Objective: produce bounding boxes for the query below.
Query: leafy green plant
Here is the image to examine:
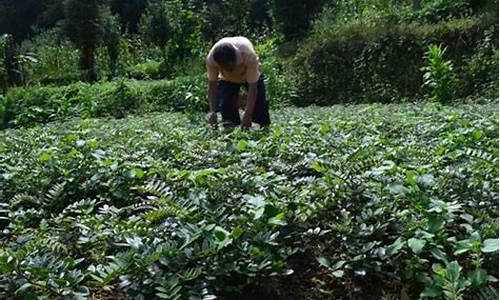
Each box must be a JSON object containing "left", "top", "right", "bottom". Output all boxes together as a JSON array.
[
  {"left": 0, "top": 34, "right": 7, "bottom": 93},
  {"left": 422, "top": 44, "right": 458, "bottom": 103},
  {"left": 0, "top": 102, "right": 497, "bottom": 299}
]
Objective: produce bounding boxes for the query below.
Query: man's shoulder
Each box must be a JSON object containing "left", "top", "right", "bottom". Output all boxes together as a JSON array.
[{"left": 233, "top": 36, "right": 253, "bottom": 47}]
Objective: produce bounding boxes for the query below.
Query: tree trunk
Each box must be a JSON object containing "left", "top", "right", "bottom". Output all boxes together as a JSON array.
[
  {"left": 80, "top": 46, "right": 97, "bottom": 82},
  {"left": 4, "top": 34, "right": 23, "bottom": 87}
]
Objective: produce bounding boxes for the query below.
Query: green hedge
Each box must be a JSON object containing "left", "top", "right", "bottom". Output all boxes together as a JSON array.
[
  {"left": 291, "top": 15, "right": 498, "bottom": 105},
  {"left": 0, "top": 75, "right": 208, "bottom": 129}
]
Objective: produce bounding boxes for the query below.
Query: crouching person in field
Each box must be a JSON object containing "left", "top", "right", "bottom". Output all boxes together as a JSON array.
[{"left": 206, "top": 36, "right": 271, "bottom": 130}]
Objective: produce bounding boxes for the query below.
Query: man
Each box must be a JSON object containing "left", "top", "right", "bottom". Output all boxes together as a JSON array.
[{"left": 206, "top": 36, "right": 271, "bottom": 130}]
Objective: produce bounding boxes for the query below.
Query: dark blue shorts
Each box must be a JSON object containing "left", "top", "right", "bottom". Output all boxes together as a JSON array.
[{"left": 218, "top": 74, "right": 271, "bottom": 126}]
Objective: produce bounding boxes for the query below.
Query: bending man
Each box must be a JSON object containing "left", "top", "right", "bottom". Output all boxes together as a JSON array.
[{"left": 206, "top": 36, "right": 271, "bottom": 130}]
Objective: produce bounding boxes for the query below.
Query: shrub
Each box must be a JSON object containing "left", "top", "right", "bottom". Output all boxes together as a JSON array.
[
  {"left": 421, "top": 44, "right": 458, "bottom": 103},
  {"left": 0, "top": 35, "right": 6, "bottom": 93},
  {"left": 126, "top": 60, "right": 163, "bottom": 80},
  {"left": 19, "top": 29, "right": 82, "bottom": 85},
  {"left": 291, "top": 16, "right": 498, "bottom": 105},
  {"left": 459, "top": 24, "right": 499, "bottom": 98},
  {"left": 139, "top": 0, "right": 205, "bottom": 74},
  {"left": 0, "top": 75, "right": 207, "bottom": 128},
  {"left": 255, "top": 38, "right": 298, "bottom": 107}
]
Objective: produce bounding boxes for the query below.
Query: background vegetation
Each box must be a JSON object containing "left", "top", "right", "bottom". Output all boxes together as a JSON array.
[
  {"left": 0, "top": 0, "right": 497, "bottom": 128},
  {"left": 0, "top": 0, "right": 498, "bottom": 299}
]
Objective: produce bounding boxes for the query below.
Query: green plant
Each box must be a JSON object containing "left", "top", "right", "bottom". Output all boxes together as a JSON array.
[
  {"left": 422, "top": 44, "right": 458, "bottom": 103},
  {"left": 460, "top": 25, "right": 499, "bottom": 99},
  {"left": 62, "top": 0, "right": 105, "bottom": 81},
  {"left": 0, "top": 34, "right": 6, "bottom": 93},
  {"left": 139, "top": 0, "right": 205, "bottom": 75},
  {"left": 1, "top": 102, "right": 497, "bottom": 299},
  {"left": 292, "top": 16, "right": 495, "bottom": 105},
  {"left": 19, "top": 29, "right": 83, "bottom": 85},
  {"left": 126, "top": 60, "right": 163, "bottom": 80}
]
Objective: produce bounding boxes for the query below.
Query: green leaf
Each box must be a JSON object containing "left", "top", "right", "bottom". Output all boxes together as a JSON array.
[
  {"left": 231, "top": 226, "right": 243, "bottom": 239},
  {"left": 408, "top": 238, "right": 426, "bottom": 254},
  {"left": 387, "top": 184, "right": 409, "bottom": 195},
  {"left": 16, "top": 282, "right": 33, "bottom": 294},
  {"left": 445, "top": 261, "right": 461, "bottom": 282},
  {"left": 482, "top": 239, "right": 499, "bottom": 253},
  {"left": 237, "top": 140, "right": 247, "bottom": 151},
  {"left": 316, "top": 256, "right": 331, "bottom": 268},
  {"left": 332, "top": 260, "right": 346, "bottom": 270},
  {"left": 332, "top": 270, "right": 344, "bottom": 278},
  {"left": 472, "top": 130, "right": 482, "bottom": 140},
  {"left": 468, "top": 268, "right": 488, "bottom": 288},
  {"left": 430, "top": 248, "right": 448, "bottom": 263},
  {"left": 268, "top": 213, "right": 287, "bottom": 226},
  {"left": 420, "top": 287, "right": 441, "bottom": 298},
  {"left": 213, "top": 226, "right": 230, "bottom": 242},
  {"left": 38, "top": 152, "right": 52, "bottom": 162},
  {"left": 427, "top": 216, "right": 445, "bottom": 233},
  {"left": 213, "top": 226, "right": 232, "bottom": 248},
  {"left": 406, "top": 171, "right": 417, "bottom": 186},
  {"left": 385, "top": 237, "right": 405, "bottom": 257},
  {"left": 311, "top": 161, "right": 327, "bottom": 173},
  {"left": 134, "top": 168, "right": 145, "bottom": 179},
  {"left": 454, "top": 239, "right": 473, "bottom": 255},
  {"left": 66, "top": 149, "right": 78, "bottom": 158},
  {"left": 415, "top": 174, "right": 436, "bottom": 188}
]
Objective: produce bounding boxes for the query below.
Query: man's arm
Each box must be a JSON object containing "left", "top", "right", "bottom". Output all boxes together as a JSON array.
[
  {"left": 206, "top": 57, "right": 219, "bottom": 128},
  {"left": 208, "top": 80, "right": 218, "bottom": 128},
  {"left": 242, "top": 82, "right": 257, "bottom": 130},
  {"left": 242, "top": 51, "right": 260, "bottom": 130},
  {"left": 208, "top": 80, "right": 218, "bottom": 112}
]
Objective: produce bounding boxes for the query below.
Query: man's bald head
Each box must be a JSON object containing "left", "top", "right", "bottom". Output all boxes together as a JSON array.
[{"left": 213, "top": 42, "right": 237, "bottom": 69}]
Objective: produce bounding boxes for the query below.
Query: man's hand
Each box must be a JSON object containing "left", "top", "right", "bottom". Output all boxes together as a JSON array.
[
  {"left": 242, "top": 82, "right": 257, "bottom": 130},
  {"left": 209, "top": 112, "right": 218, "bottom": 128},
  {"left": 241, "top": 113, "right": 252, "bottom": 130}
]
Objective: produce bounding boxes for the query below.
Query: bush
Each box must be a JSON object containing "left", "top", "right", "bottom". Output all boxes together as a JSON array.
[
  {"left": 0, "top": 35, "right": 6, "bottom": 93},
  {"left": 125, "top": 60, "right": 163, "bottom": 80},
  {"left": 422, "top": 44, "right": 458, "bottom": 103},
  {"left": 255, "top": 38, "right": 298, "bottom": 108},
  {"left": 0, "top": 75, "right": 207, "bottom": 128},
  {"left": 291, "top": 16, "right": 498, "bottom": 105},
  {"left": 460, "top": 24, "right": 499, "bottom": 99},
  {"left": 139, "top": 0, "right": 205, "bottom": 73},
  {"left": 19, "top": 29, "right": 82, "bottom": 85}
]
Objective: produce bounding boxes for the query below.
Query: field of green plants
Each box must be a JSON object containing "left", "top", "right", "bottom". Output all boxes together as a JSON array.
[{"left": 0, "top": 102, "right": 498, "bottom": 299}]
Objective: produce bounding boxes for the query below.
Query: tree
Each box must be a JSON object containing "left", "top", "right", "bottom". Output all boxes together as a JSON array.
[
  {"left": 62, "top": 0, "right": 103, "bottom": 81},
  {"left": 270, "top": 0, "right": 323, "bottom": 40},
  {"left": 248, "top": 0, "right": 272, "bottom": 29},
  {"left": 139, "top": 0, "right": 204, "bottom": 74},
  {"left": 101, "top": 6, "right": 122, "bottom": 78},
  {"left": 0, "top": 0, "right": 44, "bottom": 40},
  {"left": 412, "top": 0, "right": 421, "bottom": 10},
  {"left": 109, "top": 0, "right": 148, "bottom": 34},
  {"left": 202, "top": 0, "right": 251, "bottom": 41},
  {"left": 139, "top": 0, "right": 173, "bottom": 56}
]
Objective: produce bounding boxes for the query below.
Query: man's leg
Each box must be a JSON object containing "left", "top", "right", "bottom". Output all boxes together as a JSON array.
[
  {"left": 218, "top": 80, "right": 241, "bottom": 126},
  {"left": 249, "top": 74, "right": 271, "bottom": 127}
]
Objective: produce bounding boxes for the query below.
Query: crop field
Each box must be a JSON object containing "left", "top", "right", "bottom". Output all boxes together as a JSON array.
[{"left": 0, "top": 102, "right": 498, "bottom": 299}]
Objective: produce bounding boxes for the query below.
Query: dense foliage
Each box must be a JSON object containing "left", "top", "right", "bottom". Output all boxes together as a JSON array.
[
  {"left": 0, "top": 103, "right": 498, "bottom": 299},
  {"left": 292, "top": 15, "right": 498, "bottom": 105},
  {"left": 0, "top": 1, "right": 498, "bottom": 298}
]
